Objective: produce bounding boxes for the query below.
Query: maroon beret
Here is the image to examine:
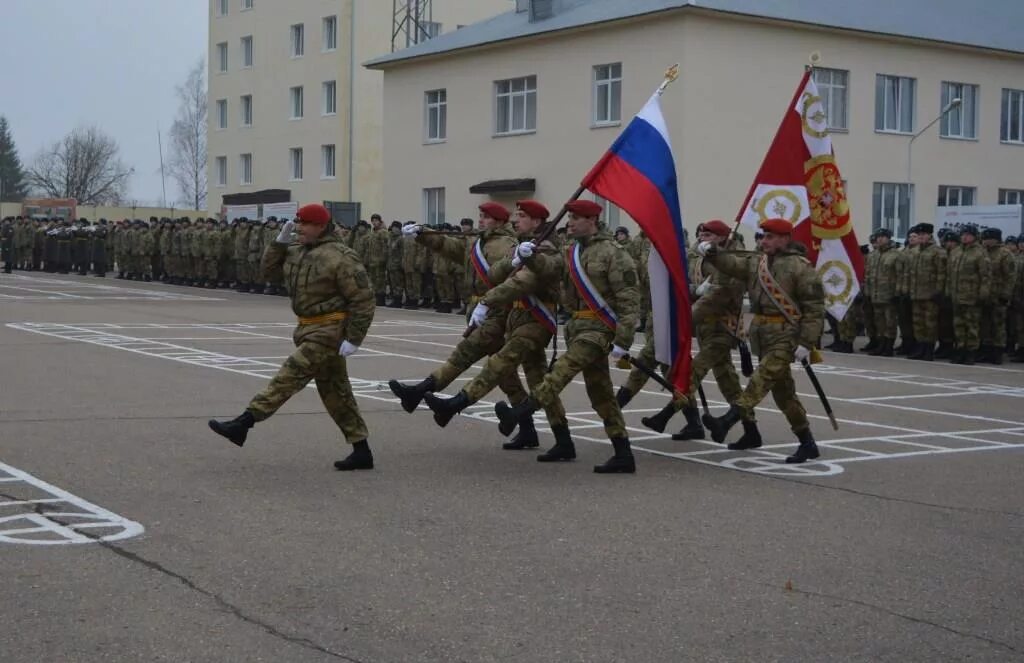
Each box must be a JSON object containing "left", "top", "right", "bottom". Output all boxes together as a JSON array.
[
  {"left": 565, "top": 200, "right": 603, "bottom": 218},
  {"left": 702, "top": 219, "right": 731, "bottom": 237},
  {"left": 760, "top": 218, "right": 793, "bottom": 235},
  {"left": 515, "top": 199, "right": 549, "bottom": 220},
  {"left": 478, "top": 202, "right": 510, "bottom": 222}
]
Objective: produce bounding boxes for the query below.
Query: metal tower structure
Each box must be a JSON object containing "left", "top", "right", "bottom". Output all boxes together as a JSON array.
[{"left": 392, "top": 0, "right": 434, "bottom": 52}]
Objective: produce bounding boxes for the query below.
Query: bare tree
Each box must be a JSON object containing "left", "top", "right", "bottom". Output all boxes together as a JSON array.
[
  {"left": 27, "top": 126, "right": 133, "bottom": 205},
  {"left": 168, "top": 57, "right": 207, "bottom": 210}
]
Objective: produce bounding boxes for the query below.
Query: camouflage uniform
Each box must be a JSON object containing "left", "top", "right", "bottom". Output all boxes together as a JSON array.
[
  {"left": 203, "top": 223, "right": 221, "bottom": 285},
  {"left": 234, "top": 222, "right": 252, "bottom": 289},
  {"left": 366, "top": 226, "right": 390, "bottom": 302},
  {"left": 219, "top": 224, "right": 235, "bottom": 286},
  {"left": 159, "top": 223, "right": 175, "bottom": 281},
  {"left": 135, "top": 224, "right": 154, "bottom": 279},
  {"left": 262, "top": 221, "right": 285, "bottom": 292},
  {"left": 980, "top": 238, "right": 1017, "bottom": 361},
  {"left": 1012, "top": 248, "right": 1024, "bottom": 360},
  {"left": 947, "top": 240, "right": 991, "bottom": 357},
  {"left": 432, "top": 246, "right": 455, "bottom": 310},
  {"left": 247, "top": 222, "right": 264, "bottom": 292},
  {"left": 173, "top": 222, "right": 192, "bottom": 283},
  {"left": 863, "top": 239, "right": 903, "bottom": 354},
  {"left": 905, "top": 236, "right": 947, "bottom": 356},
  {"left": 401, "top": 231, "right": 425, "bottom": 305}
]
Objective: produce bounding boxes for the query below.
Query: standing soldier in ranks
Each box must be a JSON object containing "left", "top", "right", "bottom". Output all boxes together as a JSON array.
[
  {"left": 493, "top": 200, "right": 641, "bottom": 473},
  {"left": 979, "top": 228, "right": 1017, "bottom": 364},
  {"left": 830, "top": 242, "right": 870, "bottom": 353},
  {"left": 401, "top": 221, "right": 425, "bottom": 308},
  {"left": 200, "top": 218, "right": 219, "bottom": 288},
  {"left": 935, "top": 229, "right": 960, "bottom": 358},
  {"left": 389, "top": 203, "right": 528, "bottom": 416},
  {"left": 893, "top": 232, "right": 916, "bottom": 355},
  {"left": 189, "top": 218, "right": 205, "bottom": 286},
  {"left": 160, "top": 219, "right": 175, "bottom": 283},
  {"left": 1011, "top": 236, "right": 1024, "bottom": 361},
  {"left": 431, "top": 227, "right": 456, "bottom": 313},
  {"left": 247, "top": 219, "right": 265, "bottom": 293},
  {"left": 262, "top": 218, "right": 281, "bottom": 294},
  {"left": 454, "top": 218, "right": 476, "bottom": 315},
  {"left": 366, "top": 214, "right": 390, "bottom": 306},
  {"left": 218, "top": 220, "right": 235, "bottom": 288},
  {"left": 13, "top": 217, "right": 28, "bottom": 270},
  {"left": 422, "top": 201, "right": 572, "bottom": 456},
  {"left": 859, "top": 231, "right": 880, "bottom": 352},
  {"left": 92, "top": 220, "right": 109, "bottom": 277},
  {"left": 138, "top": 220, "right": 155, "bottom": 281},
  {"left": 862, "top": 228, "right": 902, "bottom": 357},
  {"left": 33, "top": 219, "right": 45, "bottom": 271},
  {"left": 208, "top": 204, "right": 378, "bottom": 471},
  {"left": 0, "top": 219, "right": 12, "bottom": 273},
  {"left": 386, "top": 221, "right": 404, "bottom": 306},
  {"left": 72, "top": 219, "right": 90, "bottom": 274},
  {"left": 149, "top": 217, "right": 162, "bottom": 280},
  {"left": 56, "top": 219, "right": 74, "bottom": 274},
  {"left": 233, "top": 218, "right": 252, "bottom": 291},
  {"left": 112, "top": 220, "right": 126, "bottom": 278},
  {"left": 44, "top": 220, "right": 59, "bottom": 272},
  {"left": 904, "top": 223, "right": 946, "bottom": 361},
  {"left": 947, "top": 224, "right": 991, "bottom": 365},
  {"left": 171, "top": 219, "right": 189, "bottom": 285},
  {"left": 699, "top": 218, "right": 825, "bottom": 464}
]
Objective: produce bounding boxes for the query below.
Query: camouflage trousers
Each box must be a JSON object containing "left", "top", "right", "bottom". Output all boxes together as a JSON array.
[
  {"left": 236, "top": 259, "right": 251, "bottom": 284},
  {"left": 434, "top": 274, "right": 455, "bottom": 303},
  {"left": 430, "top": 310, "right": 528, "bottom": 403},
  {"left": 1015, "top": 305, "right": 1024, "bottom": 348},
  {"left": 367, "top": 264, "right": 386, "bottom": 296},
  {"left": 911, "top": 300, "right": 939, "bottom": 343},
  {"left": 532, "top": 331, "right": 627, "bottom": 439},
  {"left": 838, "top": 300, "right": 862, "bottom": 343},
  {"left": 248, "top": 340, "right": 368, "bottom": 444},
  {"left": 862, "top": 300, "right": 877, "bottom": 340},
  {"left": 872, "top": 302, "right": 898, "bottom": 338},
  {"left": 980, "top": 305, "right": 1009, "bottom": 348},
  {"left": 673, "top": 329, "right": 744, "bottom": 415},
  {"left": 220, "top": 258, "right": 235, "bottom": 284},
  {"left": 953, "top": 304, "right": 981, "bottom": 350},
  {"left": 462, "top": 321, "right": 567, "bottom": 427},
  {"left": 388, "top": 268, "right": 404, "bottom": 298},
  {"left": 163, "top": 255, "right": 177, "bottom": 278},
  {"left": 939, "top": 297, "right": 955, "bottom": 345},
  {"left": 404, "top": 270, "right": 422, "bottom": 300},
  {"left": 735, "top": 336, "right": 809, "bottom": 434},
  {"left": 623, "top": 326, "right": 659, "bottom": 396},
  {"left": 203, "top": 257, "right": 219, "bottom": 281},
  {"left": 248, "top": 258, "right": 262, "bottom": 284},
  {"left": 898, "top": 297, "right": 914, "bottom": 341}
]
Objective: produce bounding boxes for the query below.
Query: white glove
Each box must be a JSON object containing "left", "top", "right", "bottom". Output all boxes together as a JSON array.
[
  {"left": 339, "top": 340, "right": 359, "bottom": 357},
  {"left": 695, "top": 278, "right": 712, "bottom": 297},
  {"left": 275, "top": 220, "right": 296, "bottom": 243},
  {"left": 469, "top": 302, "right": 489, "bottom": 327},
  {"left": 402, "top": 224, "right": 422, "bottom": 236},
  {"left": 794, "top": 345, "right": 811, "bottom": 364},
  {"left": 696, "top": 241, "right": 714, "bottom": 256},
  {"left": 610, "top": 345, "right": 629, "bottom": 360},
  {"left": 516, "top": 241, "right": 535, "bottom": 259}
]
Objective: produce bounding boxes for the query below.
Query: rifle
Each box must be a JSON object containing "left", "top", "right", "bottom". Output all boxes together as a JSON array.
[{"left": 716, "top": 321, "right": 755, "bottom": 377}]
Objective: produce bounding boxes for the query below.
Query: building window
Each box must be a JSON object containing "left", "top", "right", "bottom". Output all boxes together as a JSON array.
[
  {"left": 289, "top": 86, "right": 304, "bottom": 119},
  {"left": 937, "top": 185, "right": 976, "bottom": 207},
  {"left": 940, "top": 82, "right": 978, "bottom": 139},
  {"left": 241, "top": 35, "right": 253, "bottom": 68},
  {"left": 289, "top": 148, "right": 303, "bottom": 181},
  {"left": 424, "top": 89, "right": 447, "bottom": 142},
  {"left": 593, "top": 63, "right": 622, "bottom": 126},
  {"left": 240, "top": 94, "right": 253, "bottom": 126},
  {"left": 323, "top": 15, "right": 337, "bottom": 51},
  {"left": 592, "top": 194, "right": 621, "bottom": 229},
  {"left": 241, "top": 0, "right": 252, "bottom": 9},
  {"left": 239, "top": 153, "right": 252, "bottom": 185},
  {"left": 423, "top": 188, "right": 446, "bottom": 226},
  {"left": 872, "top": 182, "right": 914, "bottom": 238},
  {"left": 216, "top": 42, "right": 228, "bottom": 72},
  {"left": 322, "top": 80, "right": 337, "bottom": 115},
  {"left": 215, "top": 156, "right": 227, "bottom": 187},
  {"left": 290, "top": 24, "right": 304, "bottom": 57},
  {"left": 813, "top": 67, "right": 849, "bottom": 131},
  {"left": 998, "top": 189, "right": 1024, "bottom": 205},
  {"left": 1001, "top": 88, "right": 1024, "bottom": 143},
  {"left": 407, "top": 20, "right": 441, "bottom": 46},
  {"left": 875, "top": 74, "right": 916, "bottom": 133},
  {"left": 321, "top": 144, "right": 336, "bottom": 178},
  {"left": 216, "top": 99, "right": 227, "bottom": 129},
  {"left": 495, "top": 75, "right": 537, "bottom": 135},
  {"left": 216, "top": 0, "right": 228, "bottom": 17}
]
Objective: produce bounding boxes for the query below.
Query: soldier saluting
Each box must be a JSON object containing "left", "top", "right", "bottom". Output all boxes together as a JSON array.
[{"left": 209, "top": 204, "right": 378, "bottom": 471}]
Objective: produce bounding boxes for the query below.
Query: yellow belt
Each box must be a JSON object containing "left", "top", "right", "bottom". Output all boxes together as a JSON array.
[
  {"left": 297, "top": 311, "right": 348, "bottom": 325},
  {"left": 514, "top": 300, "right": 557, "bottom": 311},
  {"left": 572, "top": 310, "right": 599, "bottom": 320},
  {"left": 469, "top": 295, "right": 482, "bottom": 304},
  {"left": 753, "top": 313, "right": 799, "bottom": 324}
]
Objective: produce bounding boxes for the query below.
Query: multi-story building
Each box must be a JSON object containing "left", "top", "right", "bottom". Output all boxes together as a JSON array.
[
  {"left": 207, "top": 0, "right": 511, "bottom": 221},
  {"left": 366, "top": 0, "right": 1024, "bottom": 240}
]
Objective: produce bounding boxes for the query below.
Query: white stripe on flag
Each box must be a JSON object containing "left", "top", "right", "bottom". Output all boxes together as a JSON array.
[{"left": 648, "top": 248, "right": 674, "bottom": 367}]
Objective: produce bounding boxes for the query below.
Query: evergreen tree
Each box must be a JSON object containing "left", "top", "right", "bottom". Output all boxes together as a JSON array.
[{"left": 0, "top": 116, "right": 28, "bottom": 201}]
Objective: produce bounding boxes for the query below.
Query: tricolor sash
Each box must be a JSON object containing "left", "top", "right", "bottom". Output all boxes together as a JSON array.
[
  {"left": 567, "top": 243, "right": 618, "bottom": 330},
  {"left": 522, "top": 295, "right": 557, "bottom": 334},
  {"left": 470, "top": 239, "right": 493, "bottom": 288},
  {"left": 756, "top": 254, "right": 802, "bottom": 325}
]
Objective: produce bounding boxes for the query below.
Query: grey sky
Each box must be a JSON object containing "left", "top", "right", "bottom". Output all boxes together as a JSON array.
[{"left": 0, "top": 0, "right": 208, "bottom": 207}]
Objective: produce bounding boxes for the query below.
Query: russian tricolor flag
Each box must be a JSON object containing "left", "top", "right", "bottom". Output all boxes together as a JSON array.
[{"left": 581, "top": 92, "right": 692, "bottom": 392}]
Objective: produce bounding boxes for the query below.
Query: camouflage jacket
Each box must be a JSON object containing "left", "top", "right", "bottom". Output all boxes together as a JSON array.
[
  {"left": 689, "top": 237, "right": 746, "bottom": 331},
  {"left": 233, "top": 226, "right": 250, "bottom": 260},
  {"left": 706, "top": 242, "right": 824, "bottom": 350},
  {"left": 904, "top": 240, "right": 947, "bottom": 300},
  {"left": 1013, "top": 254, "right": 1024, "bottom": 305},
  {"left": 864, "top": 242, "right": 903, "bottom": 302},
  {"left": 418, "top": 224, "right": 517, "bottom": 298},
  {"left": 483, "top": 231, "right": 563, "bottom": 337},
  {"left": 188, "top": 228, "right": 205, "bottom": 258},
  {"left": 367, "top": 227, "right": 389, "bottom": 268},
  {"left": 986, "top": 244, "right": 1017, "bottom": 304},
  {"left": 387, "top": 232, "right": 403, "bottom": 270},
  {"left": 247, "top": 224, "right": 264, "bottom": 259},
  {"left": 947, "top": 242, "right": 991, "bottom": 304},
  {"left": 220, "top": 228, "right": 235, "bottom": 260},
  {"left": 262, "top": 234, "right": 375, "bottom": 348},
  {"left": 402, "top": 233, "right": 425, "bottom": 271},
  {"left": 134, "top": 229, "right": 154, "bottom": 255},
  {"left": 159, "top": 227, "right": 174, "bottom": 255}
]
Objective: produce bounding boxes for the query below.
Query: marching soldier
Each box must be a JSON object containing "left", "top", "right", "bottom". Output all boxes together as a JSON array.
[
  {"left": 862, "top": 228, "right": 902, "bottom": 357},
  {"left": 367, "top": 214, "right": 389, "bottom": 306},
  {"left": 905, "top": 223, "right": 946, "bottom": 361},
  {"left": 947, "top": 224, "right": 990, "bottom": 365},
  {"left": 699, "top": 218, "right": 825, "bottom": 464},
  {"left": 979, "top": 228, "right": 1017, "bottom": 364},
  {"left": 493, "top": 199, "right": 640, "bottom": 474},
  {"left": 386, "top": 221, "right": 404, "bottom": 307},
  {"left": 209, "top": 204, "right": 377, "bottom": 470}
]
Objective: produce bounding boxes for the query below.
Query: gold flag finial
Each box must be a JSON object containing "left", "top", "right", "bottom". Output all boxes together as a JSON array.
[{"left": 657, "top": 63, "right": 680, "bottom": 96}]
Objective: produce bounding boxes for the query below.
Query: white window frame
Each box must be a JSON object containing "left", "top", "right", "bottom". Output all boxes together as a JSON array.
[
  {"left": 875, "top": 74, "right": 916, "bottom": 134},
  {"left": 240, "top": 0, "right": 252, "bottom": 10},
  {"left": 290, "top": 23, "right": 304, "bottom": 58},
  {"left": 216, "top": 0, "right": 228, "bottom": 17},
  {"left": 240, "top": 35, "right": 253, "bottom": 69},
  {"left": 813, "top": 67, "right": 849, "bottom": 131},
  {"left": 215, "top": 99, "right": 227, "bottom": 130},
  {"left": 216, "top": 42, "right": 228, "bottom": 73},
  {"left": 239, "top": 153, "right": 253, "bottom": 186},
  {"left": 872, "top": 182, "right": 914, "bottom": 239},
  {"left": 998, "top": 189, "right": 1024, "bottom": 205},
  {"left": 1001, "top": 88, "right": 1024, "bottom": 144},
  {"left": 321, "top": 144, "right": 336, "bottom": 179},
  {"left": 322, "top": 15, "right": 338, "bottom": 52},
  {"left": 289, "top": 148, "right": 303, "bottom": 182},
  {"left": 494, "top": 75, "right": 537, "bottom": 136},
  {"left": 289, "top": 86, "right": 304, "bottom": 120},
  {"left": 937, "top": 185, "right": 976, "bottom": 207},
  {"left": 591, "top": 194, "right": 621, "bottom": 229},
  {"left": 424, "top": 89, "right": 447, "bottom": 143},
  {"left": 215, "top": 156, "right": 227, "bottom": 187},
  {"left": 423, "top": 188, "right": 446, "bottom": 226},
  {"left": 940, "top": 82, "right": 978, "bottom": 140},
  {"left": 322, "top": 80, "right": 337, "bottom": 116},
  {"left": 240, "top": 94, "right": 253, "bottom": 127},
  {"left": 592, "top": 63, "right": 622, "bottom": 127}
]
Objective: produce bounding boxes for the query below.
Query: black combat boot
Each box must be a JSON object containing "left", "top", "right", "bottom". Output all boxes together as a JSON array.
[
  {"left": 252, "top": 284, "right": 265, "bottom": 294},
  {"left": 908, "top": 342, "right": 927, "bottom": 360},
  {"left": 456, "top": 302, "right": 467, "bottom": 316},
  {"left": 375, "top": 293, "right": 386, "bottom": 306},
  {"left": 404, "top": 297, "right": 419, "bottom": 310},
  {"left": 594, "top": 437, "right": 636, "bottom": 474},
  {"left": 208, "top": 410, "right": 256, "bottom": 447},
  {"left": 422, "top": 390, "right": 470, "bottom": 428},
  {"left": 503, "top": 412, "right": 539, "bottom": 450},
  {"left": 990, "top": 350, "right": 1004, "bottom": 365},
  {"left": 862, "top": 337, "right": 879, "bottom": 352},
  {"left": 868, "top": 337, "right": 888, "bottom": 356},
  {"left": 706, "top": 405, "right": 742, "bottom": 444},
  {"left": 785, "top": 429, "right": 820, "bottom": 464},
  {"left": 388, "top": 375, "right": 437, "bottom": 413},
  {"left": 671, "top": 406, "right": 705, "bottom": 441},
  {"left": 615, "top": 386, "right": 634, "bottom": 408},
  {"left": 264, "top": 284, "right": 277, "bottom": 295},
  {"left": 962, "top": 349, "right": 976, "bottom": 366},
  {"left": 116, "top": 272, "right": 125, "bottom": 279},
  {"left": 143, "top": 274, "right": 152, "bottom": 282},
  {"left": 895, "top": 338, "right": 915, "bottom": 356},
  {"left": 921, "top": 343, "right": 935, "bottom": 361},
  {"left": 875, "top": 338, "right": 894, "bottom": 357},
  {"left": 537, "top": 424, "right": 576, "bottom": 461},
  {"left": 641, "top": 402, "right": 677, "bottom": 434},
  {"left": 493, "top": 398, "right": 539, "bottom": 437},
  {"left": 934, "top": 342, "right": 953, "bottom": 359},
  {"left": 386, "top": 296, "right": 403, "bottom": 308},
  {"left": 728, "top": 420, "right": 763, "bottom": 450},
  {"left": 334, "top": 440, "right": 374, "bottom": 471},
  {"left": 837, "top": 340, "right": 855, "bottom": 353}
]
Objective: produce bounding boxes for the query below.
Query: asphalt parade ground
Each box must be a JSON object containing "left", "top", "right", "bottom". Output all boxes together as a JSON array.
[{"left": 1, "top": 271, "right": 1022, "bottom": 662}]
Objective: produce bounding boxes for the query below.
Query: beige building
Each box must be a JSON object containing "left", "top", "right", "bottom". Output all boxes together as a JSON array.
[
  {"left": 367, "top": 0, "right": 1024, "bottom": 240},
  {"left": 206, "top": 0, "right": 511, "bottom": 220}
]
